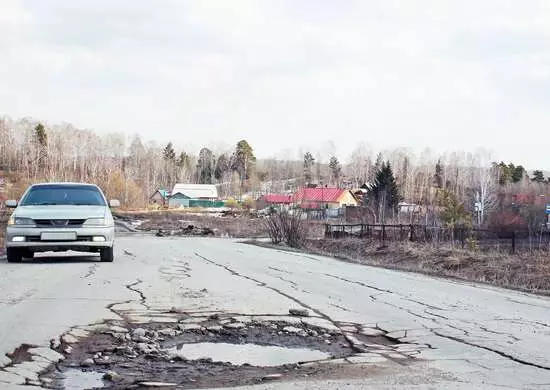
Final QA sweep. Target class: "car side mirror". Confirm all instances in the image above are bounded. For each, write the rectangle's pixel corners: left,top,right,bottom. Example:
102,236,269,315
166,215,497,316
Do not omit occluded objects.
5,200,17,208
109,199,121,208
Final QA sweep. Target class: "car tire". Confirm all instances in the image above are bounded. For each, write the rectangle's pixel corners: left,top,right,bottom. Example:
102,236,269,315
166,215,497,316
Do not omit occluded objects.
6,248,23,263
100,247,114,262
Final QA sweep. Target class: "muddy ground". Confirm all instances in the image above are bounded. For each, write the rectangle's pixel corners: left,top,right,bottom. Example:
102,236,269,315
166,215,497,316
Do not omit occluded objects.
39,312,414,389
114,211,326,239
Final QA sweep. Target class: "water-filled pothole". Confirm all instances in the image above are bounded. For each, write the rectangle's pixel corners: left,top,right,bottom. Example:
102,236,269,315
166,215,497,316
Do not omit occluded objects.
166,342,331,366
62,368,105,389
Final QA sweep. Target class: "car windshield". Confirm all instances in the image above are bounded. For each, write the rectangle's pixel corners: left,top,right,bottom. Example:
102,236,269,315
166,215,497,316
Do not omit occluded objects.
19,185,106,206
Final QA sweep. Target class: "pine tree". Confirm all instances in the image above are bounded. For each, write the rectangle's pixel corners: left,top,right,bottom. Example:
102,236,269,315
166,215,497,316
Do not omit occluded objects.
214,154,229,181
328,156,341,186
196,147,214,184
163,142,176,162
303,152,315,185
532,170,545,183
434,159,443,188
367,161,400,222
511,165,525,183
34,123,48,170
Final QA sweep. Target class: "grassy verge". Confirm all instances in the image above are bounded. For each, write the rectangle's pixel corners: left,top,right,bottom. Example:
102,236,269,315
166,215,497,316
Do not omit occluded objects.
248,238,550,296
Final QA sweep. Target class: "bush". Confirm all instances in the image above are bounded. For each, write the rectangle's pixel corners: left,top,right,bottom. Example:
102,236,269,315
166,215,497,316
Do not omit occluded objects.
264,210,308,247
242,197,256,210
225,198,240,209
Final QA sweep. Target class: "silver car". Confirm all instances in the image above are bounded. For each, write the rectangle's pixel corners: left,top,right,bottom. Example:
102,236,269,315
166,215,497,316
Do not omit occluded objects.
4,183,119,263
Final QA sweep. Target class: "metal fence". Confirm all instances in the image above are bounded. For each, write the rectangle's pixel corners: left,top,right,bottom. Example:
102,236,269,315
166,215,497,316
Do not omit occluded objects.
325,223,550,253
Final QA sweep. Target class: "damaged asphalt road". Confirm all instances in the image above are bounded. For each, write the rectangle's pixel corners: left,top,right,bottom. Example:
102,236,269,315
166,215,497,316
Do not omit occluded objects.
1,236,550,389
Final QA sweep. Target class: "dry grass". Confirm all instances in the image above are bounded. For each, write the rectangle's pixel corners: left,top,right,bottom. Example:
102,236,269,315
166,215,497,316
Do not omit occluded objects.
305,239,550,296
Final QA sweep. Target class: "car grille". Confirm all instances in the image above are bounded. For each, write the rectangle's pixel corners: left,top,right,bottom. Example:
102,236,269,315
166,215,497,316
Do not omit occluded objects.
26,236,94,242
33,219,86,227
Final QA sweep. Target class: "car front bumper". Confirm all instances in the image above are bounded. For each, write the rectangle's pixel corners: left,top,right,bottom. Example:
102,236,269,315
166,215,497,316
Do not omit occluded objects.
6,226,115,252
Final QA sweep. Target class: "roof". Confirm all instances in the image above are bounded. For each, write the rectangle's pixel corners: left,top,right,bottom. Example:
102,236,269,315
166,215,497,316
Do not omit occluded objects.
261,194,293,204
151,189,170,199
171,184,218,199
293,187,348,203
158,189,170,199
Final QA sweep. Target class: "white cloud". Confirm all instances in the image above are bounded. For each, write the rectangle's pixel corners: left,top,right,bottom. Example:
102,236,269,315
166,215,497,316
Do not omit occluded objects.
0,0,549,167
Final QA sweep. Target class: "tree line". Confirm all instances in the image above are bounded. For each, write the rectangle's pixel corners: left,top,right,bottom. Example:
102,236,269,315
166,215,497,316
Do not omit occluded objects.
1,116,550,227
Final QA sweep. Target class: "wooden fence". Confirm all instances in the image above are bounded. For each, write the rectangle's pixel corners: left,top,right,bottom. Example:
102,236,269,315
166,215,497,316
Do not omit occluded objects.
324,223,550,253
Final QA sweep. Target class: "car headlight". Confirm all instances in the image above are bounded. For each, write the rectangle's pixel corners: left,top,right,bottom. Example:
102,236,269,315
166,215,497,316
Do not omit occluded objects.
84,216,113,226
7,217,35,226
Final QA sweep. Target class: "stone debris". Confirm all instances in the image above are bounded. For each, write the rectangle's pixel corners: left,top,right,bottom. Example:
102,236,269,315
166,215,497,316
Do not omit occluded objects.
178,323,202,332
104,370,121,381
137,343,159,354
49,338,61,350
80,358,94,367
289,308,310,317
282,326,308,337
224,322,246,330
110,325,129,333
132,328,147,338
158,328,177,337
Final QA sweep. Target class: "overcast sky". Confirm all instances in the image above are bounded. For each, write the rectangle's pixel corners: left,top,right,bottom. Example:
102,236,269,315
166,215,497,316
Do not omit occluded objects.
1,1,549,167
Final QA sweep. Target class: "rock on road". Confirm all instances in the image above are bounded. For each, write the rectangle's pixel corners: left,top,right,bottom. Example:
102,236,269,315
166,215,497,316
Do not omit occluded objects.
1,236,550,389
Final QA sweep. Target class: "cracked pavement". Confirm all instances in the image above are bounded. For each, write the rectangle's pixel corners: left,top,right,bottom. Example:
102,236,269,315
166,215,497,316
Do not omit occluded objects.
1,236,550,389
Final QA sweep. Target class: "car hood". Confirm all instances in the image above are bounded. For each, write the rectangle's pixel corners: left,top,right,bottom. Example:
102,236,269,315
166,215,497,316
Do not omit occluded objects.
14,205,107,219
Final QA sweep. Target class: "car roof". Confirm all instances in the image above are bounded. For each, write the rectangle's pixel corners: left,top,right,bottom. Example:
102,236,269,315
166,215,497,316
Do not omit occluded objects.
31,182,99,187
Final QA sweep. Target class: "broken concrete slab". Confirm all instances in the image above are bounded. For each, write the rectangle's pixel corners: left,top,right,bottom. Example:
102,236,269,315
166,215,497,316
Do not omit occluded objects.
28,347,64,362
361,327,386,337
0,371,25,385
4,366,39,382
61,334,79,344
300,317,341,332
347,354,388,364
68,328,90,338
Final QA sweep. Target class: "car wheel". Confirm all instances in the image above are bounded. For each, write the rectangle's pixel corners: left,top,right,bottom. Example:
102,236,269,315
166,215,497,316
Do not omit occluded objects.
100,247,114,262
6,248,23,263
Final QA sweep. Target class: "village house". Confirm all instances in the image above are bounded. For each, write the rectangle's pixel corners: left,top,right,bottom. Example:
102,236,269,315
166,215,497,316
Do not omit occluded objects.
168,184,220,208
150,189,170,207
256,194,293,211
293,187,359,210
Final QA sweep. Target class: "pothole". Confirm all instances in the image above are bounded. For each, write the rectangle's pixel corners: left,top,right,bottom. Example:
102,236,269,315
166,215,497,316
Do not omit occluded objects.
40,315,416,389
165,342,331,367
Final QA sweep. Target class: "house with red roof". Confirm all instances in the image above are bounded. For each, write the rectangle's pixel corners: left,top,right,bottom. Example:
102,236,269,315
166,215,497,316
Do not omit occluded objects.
293,187,358,210
256,194,294,210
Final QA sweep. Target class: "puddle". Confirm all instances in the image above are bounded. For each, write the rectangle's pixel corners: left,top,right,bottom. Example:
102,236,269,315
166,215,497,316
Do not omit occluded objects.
63,368,105,389
166,342,331,367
